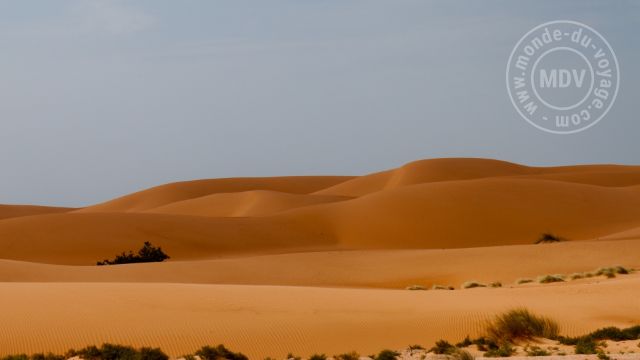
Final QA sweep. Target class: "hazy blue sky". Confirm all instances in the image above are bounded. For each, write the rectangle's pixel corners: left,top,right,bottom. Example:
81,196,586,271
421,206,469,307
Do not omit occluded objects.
0,0,639,206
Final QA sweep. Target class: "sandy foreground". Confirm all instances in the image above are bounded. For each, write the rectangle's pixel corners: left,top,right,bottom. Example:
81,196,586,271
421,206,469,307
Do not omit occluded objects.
1,158,640,358
0,277,639,358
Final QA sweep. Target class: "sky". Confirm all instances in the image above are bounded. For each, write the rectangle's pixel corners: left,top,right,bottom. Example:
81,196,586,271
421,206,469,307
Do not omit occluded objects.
0,0,639,206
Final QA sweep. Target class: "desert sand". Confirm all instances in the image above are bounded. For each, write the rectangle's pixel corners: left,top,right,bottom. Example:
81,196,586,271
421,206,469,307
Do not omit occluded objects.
1,158,640,358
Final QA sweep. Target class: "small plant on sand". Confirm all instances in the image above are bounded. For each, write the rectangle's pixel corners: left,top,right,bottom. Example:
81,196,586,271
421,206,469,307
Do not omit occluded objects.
408,345,425,352
484,343,515,357
452,349,474,360
334,352,359,360
537,274,565,284
525,346,550,356
286,353,301,360
569,273,585,280
535,233,563,244
597,351,612,360
488,281,502,288
486,308,559,343
430,340,456,354
308,354,327,360
461,281,486,289
97,242,170,266
516,278,534,285
374,350,399,360
432,284,455,290
195,345,248,360
405,285,428,290
456,336,473,347
574,338,599,354
595,266,632,278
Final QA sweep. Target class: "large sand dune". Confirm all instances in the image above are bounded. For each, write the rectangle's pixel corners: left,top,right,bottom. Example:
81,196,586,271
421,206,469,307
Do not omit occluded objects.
2,158,640,357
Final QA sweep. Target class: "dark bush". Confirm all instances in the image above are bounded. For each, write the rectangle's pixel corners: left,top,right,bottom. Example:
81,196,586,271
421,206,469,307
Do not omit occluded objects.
535,233,563,244
575,338,598,354
486,308,559,343
97,242,170,265
308,354,327,360
484,343,515,357
375,349,400,360
429,339,456,354
195,345,248,360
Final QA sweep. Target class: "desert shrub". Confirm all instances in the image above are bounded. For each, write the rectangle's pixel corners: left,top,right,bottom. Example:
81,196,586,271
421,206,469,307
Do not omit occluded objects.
569,273,585,280
286,353,301,360
430,340,456,354
537,274,565,284
1,356,29,360
575,337,598,354
334,352,359,360
486,308,559,343
405,285,427,290
525,346,550,356
432,284,455,290
97,242,170,266
30,354,65,360
488,282,502,288
484,343,515,357
374,350,399,360
535,233,563,244
461,281,486,289
408,345,424,351
516,278,533,285
138,347,169,360
456,336,473,347
196,345,248,360
597,351,611,360
308,354,327,360
452,349,474,360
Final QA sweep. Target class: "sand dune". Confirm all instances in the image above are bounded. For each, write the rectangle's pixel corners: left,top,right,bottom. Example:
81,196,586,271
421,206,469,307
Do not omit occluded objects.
3,178,640,264
2,158,640,357
146,190,350,217
0,277,638,358
0,205,73,221
0,239,638,288
77,176,353,213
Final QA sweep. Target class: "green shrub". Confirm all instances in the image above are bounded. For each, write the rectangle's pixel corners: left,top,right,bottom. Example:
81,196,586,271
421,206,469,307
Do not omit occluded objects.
575,338,598,354
97,242,170,266
525,346,550,356
430,340,456,354
374,350,399,360
334,352,359,360
456,336,473,347
537,274,565,284
516,278,533,285
484,343,515,357
486,308,559,343
462,281,486,289
452,349,474,360
196,345,248,360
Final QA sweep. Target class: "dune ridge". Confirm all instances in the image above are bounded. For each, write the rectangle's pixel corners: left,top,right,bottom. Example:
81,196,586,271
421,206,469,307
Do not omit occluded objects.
3,158,640,358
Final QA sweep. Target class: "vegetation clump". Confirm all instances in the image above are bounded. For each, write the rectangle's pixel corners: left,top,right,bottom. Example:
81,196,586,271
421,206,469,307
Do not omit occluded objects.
432,284,455,290
405,285,427,290
537,274,565,284
374,350,399,360
535,233,563,244
461,281,486,289
516,278,533,285
524,345,550,356
194,345,247,360
334,352,359,360
429,340,456,354
488,281,502,288
484,343,515,357
97,242,170,266
486,308,559,343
